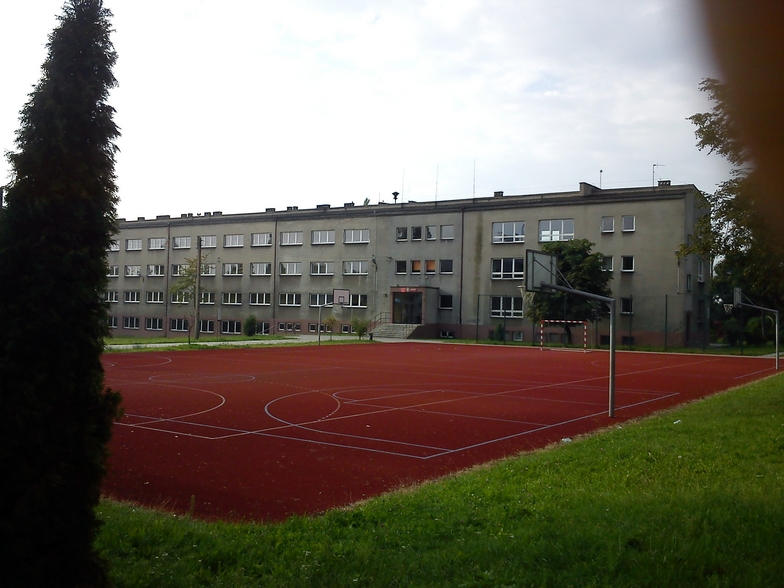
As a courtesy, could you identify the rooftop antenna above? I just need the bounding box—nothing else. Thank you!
[435,163,439,204]
[599,169,603,188]
[473,159,476,198]
[392,191,399,203]
[652,163,664,187]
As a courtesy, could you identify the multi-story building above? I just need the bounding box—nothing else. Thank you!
[106,181,709,346]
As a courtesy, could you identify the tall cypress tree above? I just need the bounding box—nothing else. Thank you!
[0,1,122,586]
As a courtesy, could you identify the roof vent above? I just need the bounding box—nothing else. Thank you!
[213,211,222,216]
[316,204,330,210]
[156,215,170,220]
[658,179,671,187]
[286,206,298,211]
[493,191,504,197]
[345,202,355,208]
[265,207,275,212]
[137,216,145,221]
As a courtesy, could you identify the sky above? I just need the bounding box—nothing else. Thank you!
[0,0,730,220]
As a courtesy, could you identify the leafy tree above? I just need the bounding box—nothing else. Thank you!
[680,78,784,310]
[526,239,612,343]
[169,252,210,343]
[351,317,370,340]
[323,315,338,340]
[0,1,122,586]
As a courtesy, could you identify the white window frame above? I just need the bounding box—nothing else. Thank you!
[440,225,455,240]
[395,260,407,274]
[278,292,301,306]
[344,228,370,244]
[621,297,634,315]
[146,291,164,304]
[346,294,368,308]
[491,258,525,280]
[104,291,118,303]
[171,291,190,304]
[538,219,574,242]
[221,320,242,335]
[425,225,437,240]
[200,235,217,248]
[147,264,165,277]
[250,262,272,276]
[310,261,334,276]
[439,259,453,274]
[396,227,408,241]
[172,236,191,249]
[109,240,120,252]
[123,290,141,303]
[411,226,422,241]
[224,234,244,248]
[251,232,273,247]
[697,259,705,282]
[621,256,635,272]
[145,317,163,331]
[343,260,368,275]
[492,221,525,243]
[125,239,142,251]
[425,260,436,275]
[223,263,243,276]
[279,261,302,276]
[122,316,140,330]
[311,230,336,245]
[107,265,119,277]
[622,215,636,232]
[200,319,215,334]
[221,292,243,305]
[171,264,187,277]
[170,318,189,332]
[201,263,216,276]
[124,265,142,278]
[309,293,334,307]
[490,296,524,318]
[200,291,215,305]
[602,256,614,272]
[148,237,166,250]
[280,231,303,246]
[601,216,615,233]
[249,292,271,306]
[108,315,118,329]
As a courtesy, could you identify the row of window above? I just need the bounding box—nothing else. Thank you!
[107,290,370,308]
[113,229,372,252]
[395,225,455,241]
[114,216,639,254]
[109,317,369,336]
[109,261,373,278]
[490,216,637,245]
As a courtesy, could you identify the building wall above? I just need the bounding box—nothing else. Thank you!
[106,183,709,345]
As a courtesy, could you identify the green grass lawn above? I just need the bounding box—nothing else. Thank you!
[97,373,784,587]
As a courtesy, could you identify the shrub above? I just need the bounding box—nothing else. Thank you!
[243,315,258,337]
[351,317,369,340]
[724,317,742,345]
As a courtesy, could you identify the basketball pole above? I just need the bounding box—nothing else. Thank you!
[735,293,780,371]
[541,283,617,417]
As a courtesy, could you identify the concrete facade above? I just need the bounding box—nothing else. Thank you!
[106,182,709,346]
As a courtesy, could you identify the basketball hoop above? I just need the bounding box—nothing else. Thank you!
[723,303,734,314]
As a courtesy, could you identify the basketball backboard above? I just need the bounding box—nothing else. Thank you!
[525,250,557,292]
[333,288,350,306]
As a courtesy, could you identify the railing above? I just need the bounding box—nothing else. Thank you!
[369,312,391,333]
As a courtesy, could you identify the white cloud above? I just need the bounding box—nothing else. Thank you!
[0,0,729,217]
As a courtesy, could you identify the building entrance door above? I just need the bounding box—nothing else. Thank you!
[393,292,423,324]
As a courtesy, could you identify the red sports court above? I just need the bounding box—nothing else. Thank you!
[102,343,775,521]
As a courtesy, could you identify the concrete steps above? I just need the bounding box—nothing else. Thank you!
[370,323,418,339]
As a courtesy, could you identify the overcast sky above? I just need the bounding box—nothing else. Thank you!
[1,0,729,219]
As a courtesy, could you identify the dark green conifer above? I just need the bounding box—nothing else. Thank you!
[0,1,122,585]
